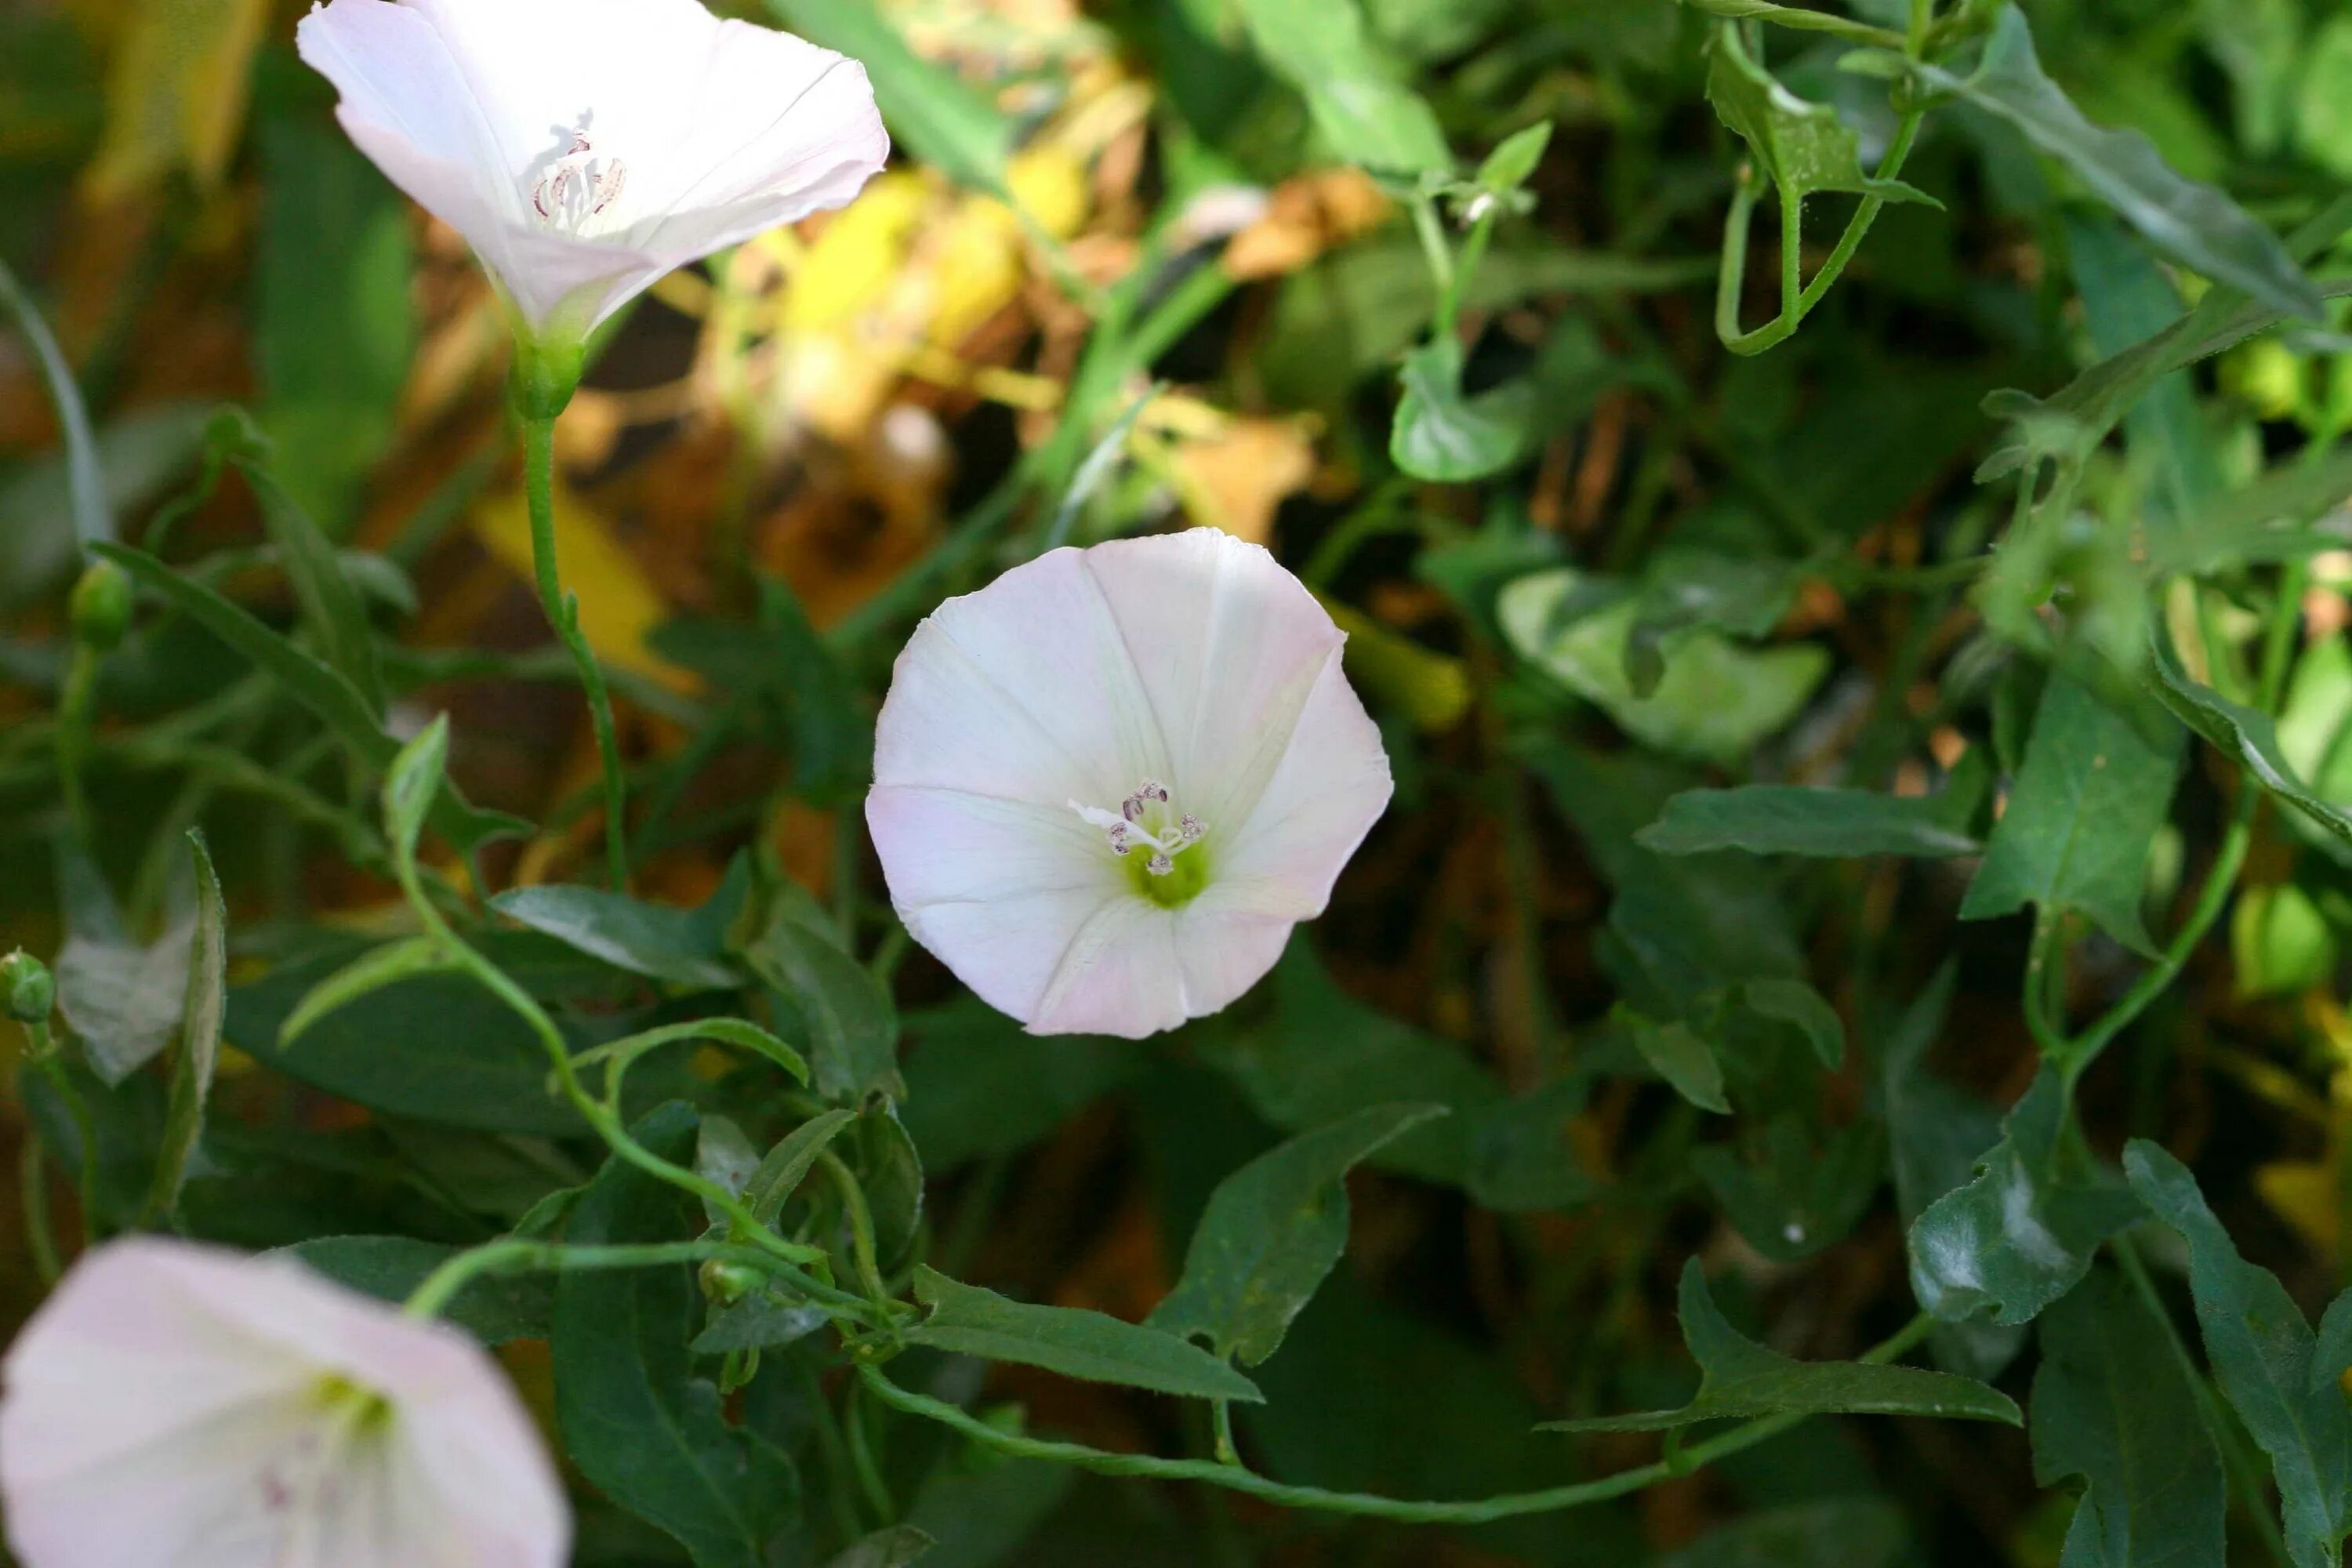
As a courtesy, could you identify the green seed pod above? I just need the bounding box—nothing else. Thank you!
[2,949,56,1025]
[69,558,133,653]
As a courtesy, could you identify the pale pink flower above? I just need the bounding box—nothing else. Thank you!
[868,528,1392,1038]
[297,0,889,344]
[0,1238,568,1568]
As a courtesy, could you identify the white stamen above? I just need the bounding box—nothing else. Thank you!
[1071,780,1207,877]
[529,123,627,234]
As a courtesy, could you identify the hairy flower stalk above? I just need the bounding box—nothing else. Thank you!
[298,0,889,883]
[0,1239,568,1566]
[867,528,1392,1038]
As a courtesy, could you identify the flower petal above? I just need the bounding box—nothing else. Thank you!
[1029,896,1189,1038]
[873,547,1174,809]
[0,1240,568,1568]
[1216,648,1393,912]
[1080,529,1345,833]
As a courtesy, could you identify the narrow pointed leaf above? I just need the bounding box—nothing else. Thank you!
[909,1266,1263,1403]
[2124,1141,2352,1568]
[143,832,227,1222]
[1540,1259,2018,1432]
[1152,1103,1447,1365]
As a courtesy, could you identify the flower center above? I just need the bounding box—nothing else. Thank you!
[528,124,627,234]
[1071,779,1211,908]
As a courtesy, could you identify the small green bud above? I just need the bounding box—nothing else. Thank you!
[70,559,133,652]
[2,950,56,1025]
[699,1258,763,1308]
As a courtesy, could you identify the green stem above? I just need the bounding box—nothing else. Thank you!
[521,416,630,890]
[388,847,826,1272]
[1717,108,1926,357]
[843,1377,897,1525]
[20,1135,60,1286]
[862,1315,1936,1524]
[404,1238,748,1319]
[22,1022,97,1250]
[55,643,100,844]
[817,1149,893,1317]
[1410,195,1459,336]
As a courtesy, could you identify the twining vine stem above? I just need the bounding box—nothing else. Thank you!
[859,1312,1936,1525]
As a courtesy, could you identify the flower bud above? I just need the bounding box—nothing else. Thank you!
[699,1258,763,1308]
[69,559,132,652]
[2,950,55,1025]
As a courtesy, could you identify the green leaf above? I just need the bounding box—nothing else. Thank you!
[1539,1259,2019,1432]
[1390,336,1538,482]
[2149,622,2352,853]
[737,883,902,1103]
[557,1104,799,1568]
[1740,978,1844,1070]
[1640,785,1980,858]
[2063,212,2223,568]
[899,1000,1141,1171]
[841,1103,925,1269]
[1624,1012,1730,1114]
[232,942,595,1135]
[2125,1140,2352,1568]
[761,0,1010,193]
[743,1109,858,1225]
[1500,568,1829,766]
[382,713,447,867]
[1202,944,1504,1188]
[0,256,108,551]
[241,448,384,713]
[143,831,226,1222]
[691,1292,829,1356]
[1152,1103,1447,1365]
[1693,1115,1884,1263]
[1230,0,1451,174]
[1976,279,2352,489]
[1959,668,2182,955]
[2031,1268,2225,1568]
[822,1526,936,1568]
[252,110,416,532]
[276,935,459,1047]
[1907,1068,2141,1327]
[492,884,746,992]
[53,840,195,1085]
[909,1265,1263,1403]
[1657,1499,1908,1568]
[1879,964,2025,1378]
[1707,24,1936,206]
[1913,7,2321,321]
[1475,122,1552,198]
[90,541,524,851]
[2233,883,2337,1000]
[280,1235,553,1345]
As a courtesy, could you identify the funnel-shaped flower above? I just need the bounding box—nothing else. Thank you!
[868,528,1392,1038]
[297,0,889,347]
[0,1239,568,1567]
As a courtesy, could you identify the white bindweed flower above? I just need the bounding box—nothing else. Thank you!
[0,1238,568,1568]
[867,528,1392,1038]
[297,0,889,349]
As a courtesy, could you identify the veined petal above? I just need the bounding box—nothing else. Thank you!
[1171,896,1298,1021]
[299,0,886,339]
[867,786,1118,910]
[1217,649,1393,908]
[0,1240,568,1568]
[873,548,1173,808]
[1029,897,1189,1039]
[1082,528,1344,832]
